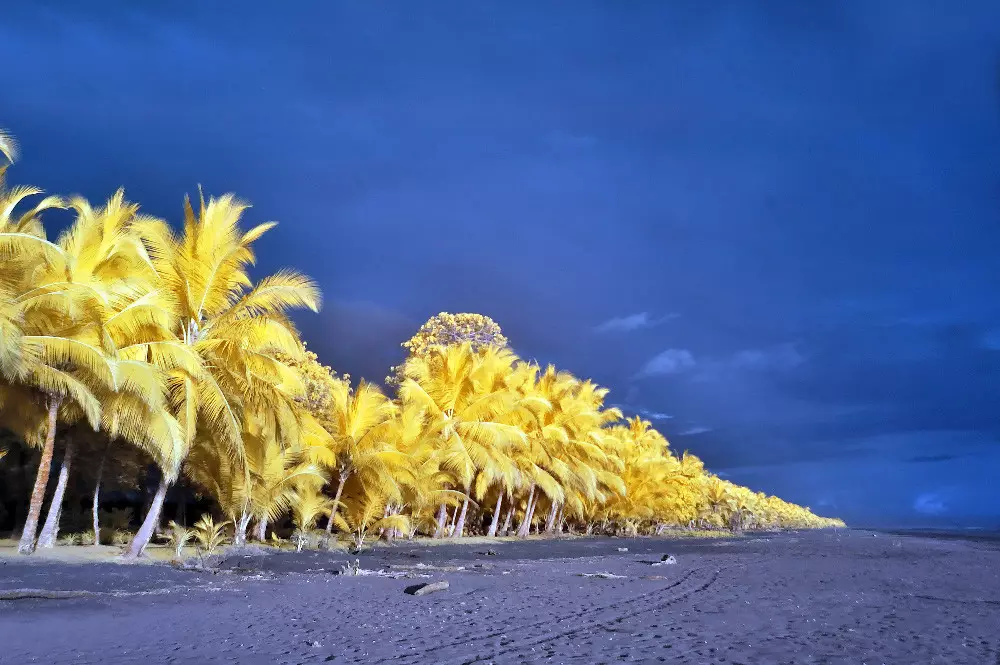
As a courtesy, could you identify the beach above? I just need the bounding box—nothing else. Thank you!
[1,529,998,664]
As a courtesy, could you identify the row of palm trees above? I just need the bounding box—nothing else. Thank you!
[0,130,842,556]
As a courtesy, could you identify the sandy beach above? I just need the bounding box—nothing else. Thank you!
[0,529,998,664]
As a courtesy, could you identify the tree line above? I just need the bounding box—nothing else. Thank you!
[0,130,843,557]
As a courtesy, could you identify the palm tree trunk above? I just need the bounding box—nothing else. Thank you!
[38,437,76,548]
[433,503,448,538]
[324,470,349,534]
[91,439,111,546]
[525,494,539,535]
[453,489,471,538]
[543,500,559,535]
[501,503,514,535]
[516,485,536,538]
[255,516,268,541]
[233,510,251,547]
[124,476,170,559]
[557,506,566,534]
[18,397,61,554]
[487,493,504,537]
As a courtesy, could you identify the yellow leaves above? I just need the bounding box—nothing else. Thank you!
[292,485,332,532]
[0,129,18,163]
[0,127,841,540]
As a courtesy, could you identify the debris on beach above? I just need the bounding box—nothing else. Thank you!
[0,589,95,600]
[335,559,406,578]
[406,580,450,596]
[617,547,629,552]
[579,572,626,579]
[391,562,467,572]
[651,555,677,566]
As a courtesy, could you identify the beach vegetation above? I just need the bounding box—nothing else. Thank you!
[0,129,844,558]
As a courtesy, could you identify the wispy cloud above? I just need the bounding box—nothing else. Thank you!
[639,409,673,421]
[608,403,674,422]
[731,343,803,370]
[594,312,678,334]
[678,426,712,436]
[914,492,947,516]
[636,348,696,377]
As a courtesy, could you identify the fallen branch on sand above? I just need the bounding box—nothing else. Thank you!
[0,585,222,601]
[0,589,95,600]
[578,572,626,579]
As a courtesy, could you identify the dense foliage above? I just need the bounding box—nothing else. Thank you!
[0,130,843,556]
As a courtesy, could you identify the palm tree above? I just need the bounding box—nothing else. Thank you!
[123,190,319,558]
[320,380,401,534]
[0,168,126,554]
[30,191,175,549]
[399,343,524,538]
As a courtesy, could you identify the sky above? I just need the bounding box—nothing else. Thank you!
[3,1,1000,527]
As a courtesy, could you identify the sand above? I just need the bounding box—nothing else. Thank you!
[1,529,998,664]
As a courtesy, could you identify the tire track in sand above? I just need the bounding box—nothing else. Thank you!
[455,565,723,665]
[390,563,723,665]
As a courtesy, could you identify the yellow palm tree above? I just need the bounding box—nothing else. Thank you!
[400,343,524,538]
[319,380,402,534]
[124,190,319,558]
[0,173,129,553]
[28,191,178,549]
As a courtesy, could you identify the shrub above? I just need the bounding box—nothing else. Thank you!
[193,515,229,554]
[166,521,193,558]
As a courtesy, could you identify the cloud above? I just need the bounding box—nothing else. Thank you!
[636,348,696,377]
[913,492,947,516]
[639,409,673,421]
[731,344,804,371]
[678,426,712,436]
[594,312,677,334]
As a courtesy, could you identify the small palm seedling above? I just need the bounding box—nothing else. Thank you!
[291,486,332,552]
[334,496,411,552]
[339,558,362,576]
[192,515,230,555]
[166,521,193,558]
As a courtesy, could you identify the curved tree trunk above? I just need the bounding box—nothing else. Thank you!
[324,470,349,534]
[525,494,539,535]
[516,485,536,538]
[232,510,251,547]
[433,503,448,538]
[543,500,559,535]
[18,397,61,554]
[91,439,111,546]
[501,503,514,535]
[487,493,504,537]
[124,476,170,559]
[453,489,471,538]
[38,437,76,548]
[254,516,268,542]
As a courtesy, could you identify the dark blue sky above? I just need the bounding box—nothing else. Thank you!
[4,1,1000,527]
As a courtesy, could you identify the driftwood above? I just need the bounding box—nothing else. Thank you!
[406,580,449,596]
[0,589,95,600]
[578,572,626,579]
[0,584,220,601]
